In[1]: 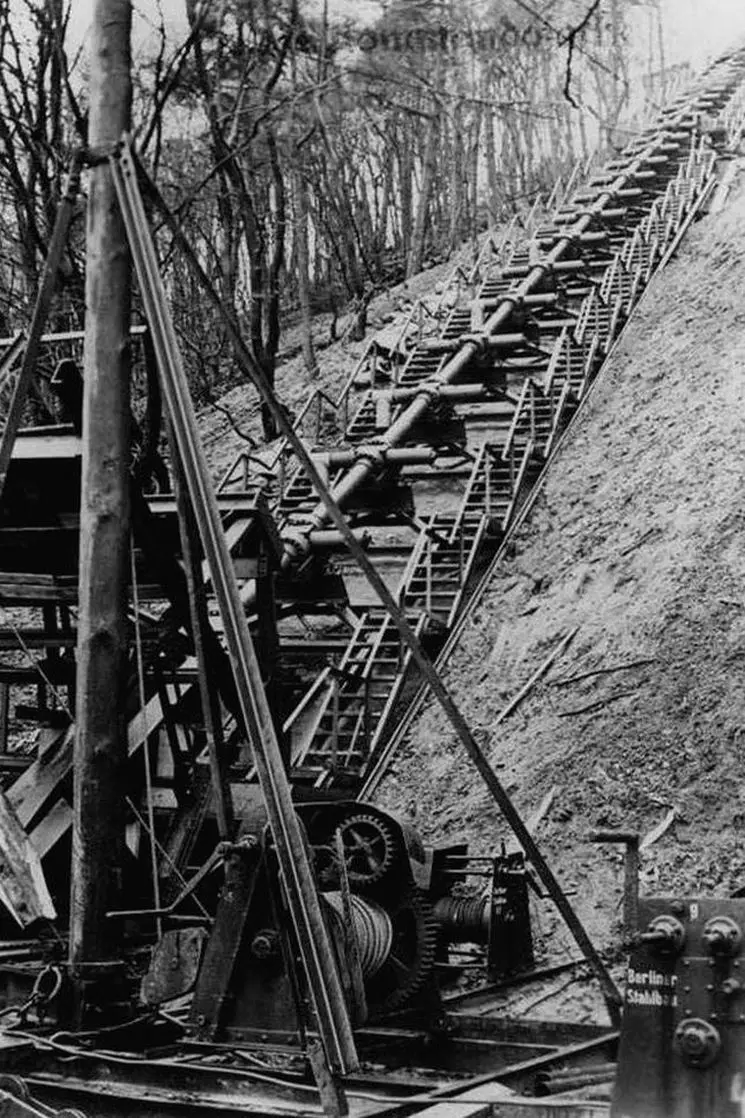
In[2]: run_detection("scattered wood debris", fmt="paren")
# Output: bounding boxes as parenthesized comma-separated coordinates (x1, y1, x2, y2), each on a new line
(557, 687, 643, 718)
(640, 807, 679, 850)
(494, 629, 578, 726)
(552, 659, 657, 688)
(527, 786, 558, 833)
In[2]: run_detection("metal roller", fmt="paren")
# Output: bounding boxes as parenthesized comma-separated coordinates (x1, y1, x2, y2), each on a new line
(434, 895, 491, 945)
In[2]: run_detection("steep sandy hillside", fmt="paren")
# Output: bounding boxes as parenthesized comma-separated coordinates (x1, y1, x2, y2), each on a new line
(374, 171, 745, 1014)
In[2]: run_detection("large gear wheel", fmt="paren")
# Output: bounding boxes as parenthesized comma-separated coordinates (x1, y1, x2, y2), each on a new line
(368, 887, 439, 1017)
(335, 812, 397, 886)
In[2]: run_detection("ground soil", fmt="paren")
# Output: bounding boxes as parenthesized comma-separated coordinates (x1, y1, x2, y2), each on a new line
(370, 168, 745, 1022)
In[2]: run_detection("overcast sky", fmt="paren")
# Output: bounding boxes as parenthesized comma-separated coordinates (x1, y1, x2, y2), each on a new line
(658, 0, 745, 67)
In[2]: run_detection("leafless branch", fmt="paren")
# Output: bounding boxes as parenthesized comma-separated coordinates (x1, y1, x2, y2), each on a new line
(562, 0, 603, 108)
(203, 397, 258, 448)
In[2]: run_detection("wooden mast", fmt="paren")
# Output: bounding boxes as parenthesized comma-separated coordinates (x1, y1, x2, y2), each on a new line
(69, 0, 132, 981)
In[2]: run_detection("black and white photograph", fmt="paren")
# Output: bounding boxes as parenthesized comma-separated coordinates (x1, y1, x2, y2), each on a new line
(0, 1, 741, 1115)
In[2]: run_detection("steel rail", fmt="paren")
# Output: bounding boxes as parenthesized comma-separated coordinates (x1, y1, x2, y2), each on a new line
(110, 140, 358, 1078)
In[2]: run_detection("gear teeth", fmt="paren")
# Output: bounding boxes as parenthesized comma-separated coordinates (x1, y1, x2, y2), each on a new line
(371, 887, 439, 1016)
(335, 811, 397, 886)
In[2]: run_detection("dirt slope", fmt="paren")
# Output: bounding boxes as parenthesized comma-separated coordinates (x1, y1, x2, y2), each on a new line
(374, 170, 745, 1013)
(199, 243, 483, 481)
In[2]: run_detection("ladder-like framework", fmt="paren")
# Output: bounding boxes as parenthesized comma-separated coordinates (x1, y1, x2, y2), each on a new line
(217, 65, 744, 791)
(2, 53, 745, 825)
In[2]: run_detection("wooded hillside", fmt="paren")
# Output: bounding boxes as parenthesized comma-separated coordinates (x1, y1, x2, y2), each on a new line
(0, 0, 679, 437)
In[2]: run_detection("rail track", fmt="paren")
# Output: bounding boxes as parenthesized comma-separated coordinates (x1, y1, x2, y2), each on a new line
(0, 42, 742, 1118)
(212, 46, 745, 797)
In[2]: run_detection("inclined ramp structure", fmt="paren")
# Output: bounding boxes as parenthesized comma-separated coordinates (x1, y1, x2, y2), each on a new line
(0, 40, 742, 1118)
(0, 47, 745, 874)
(215, 48, 745, 793)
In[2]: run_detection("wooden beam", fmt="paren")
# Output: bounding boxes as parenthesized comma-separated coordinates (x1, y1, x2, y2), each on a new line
(0, 791, 56, 927)
(69, 0, 133, 977)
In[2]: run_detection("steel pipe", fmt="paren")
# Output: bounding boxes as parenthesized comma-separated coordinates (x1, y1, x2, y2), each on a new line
(369, 384, 502, 404)
(323, 446, 436, 468)
(295, 63, 745, 542)
(416, 331, 527, 353)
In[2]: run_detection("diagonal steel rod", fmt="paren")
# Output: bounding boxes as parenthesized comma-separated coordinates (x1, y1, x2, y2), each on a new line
(110, 139, 357, 1077)
(165, 417, 234, 839)
(135, 146, 624, 1025)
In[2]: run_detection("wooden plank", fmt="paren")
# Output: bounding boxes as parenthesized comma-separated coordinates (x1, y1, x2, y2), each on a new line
(8, 726, 74, 828)
(8, 690, 178, 833)
(0, 756, 33, 772)
(0, 790, 56, 926)
(0, 324, 146, 349)
(407, 1082, 515, 1118)
(125, 820, 141, 858)
(0, 585, 78, 604)
(10, 433, 81, 459)
(127, 691, 167, 753)
(0, 573, 57, 585)
(29, 798, 72, 858)
(492, 1101, 608, 1117)
(37, 725, 65, 757)
(408, 1083, 609, 1118)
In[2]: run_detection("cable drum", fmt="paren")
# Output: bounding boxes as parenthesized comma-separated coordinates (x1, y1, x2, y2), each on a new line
(325, 892, 393, 978)
(434, 895, 491, 944)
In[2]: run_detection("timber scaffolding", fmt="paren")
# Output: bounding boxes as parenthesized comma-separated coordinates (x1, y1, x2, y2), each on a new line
(0, 41, 741, 1118)
(1, 50, 745, 830)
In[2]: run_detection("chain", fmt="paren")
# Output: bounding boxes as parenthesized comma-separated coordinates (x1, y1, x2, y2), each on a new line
(0, 963, 63, 1024)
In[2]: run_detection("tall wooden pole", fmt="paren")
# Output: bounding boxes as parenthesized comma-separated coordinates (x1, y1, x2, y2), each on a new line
(70, 0, 132, 974)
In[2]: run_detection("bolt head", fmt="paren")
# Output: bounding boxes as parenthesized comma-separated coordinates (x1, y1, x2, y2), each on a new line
(675, 1018, 722, 1069)
(251, 929, 280, 960)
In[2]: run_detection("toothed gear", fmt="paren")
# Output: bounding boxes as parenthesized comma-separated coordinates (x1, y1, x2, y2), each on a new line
(335, 812, 397, 886)
(368, 887, 439, 1017)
